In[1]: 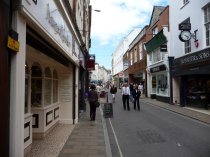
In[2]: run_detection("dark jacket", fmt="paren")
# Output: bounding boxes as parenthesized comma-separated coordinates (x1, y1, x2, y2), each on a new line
(133, 89, 141, 98)
(88, 90, 98, 101)
(110, 87, 117, 94)
(130, 84, 134, 91)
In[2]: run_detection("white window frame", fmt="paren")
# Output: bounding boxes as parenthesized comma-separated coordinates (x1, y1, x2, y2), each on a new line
(130, 52, 133, 65)
(134, 48, 137, 62)
(139, 43, 142, 60)
(204, 5, 210, 47)
(153, 26, 158, 37)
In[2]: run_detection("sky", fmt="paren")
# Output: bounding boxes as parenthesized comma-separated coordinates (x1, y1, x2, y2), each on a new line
(89, 0, 168, 70)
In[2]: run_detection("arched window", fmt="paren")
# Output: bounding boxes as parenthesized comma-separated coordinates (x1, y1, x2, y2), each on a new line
(44, 67, 52, 106)
(25, 62, 29, 113)
(31, 63, 42, 107)
(53, 70, 58, 103)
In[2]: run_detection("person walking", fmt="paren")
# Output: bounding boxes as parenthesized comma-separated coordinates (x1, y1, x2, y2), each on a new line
(138, 83, 144, 99)
(133, 85, 141, 111)
(96, 84, 101, 98)
(121, 83, 130, 110)
(110, 84, 117, 103)
(88, 85, 98, 121)
(129, 83, 134, 102)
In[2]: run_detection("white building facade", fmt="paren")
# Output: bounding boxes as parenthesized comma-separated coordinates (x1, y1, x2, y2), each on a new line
(169, 0, 210, 108)
(7, 0, 91, 156)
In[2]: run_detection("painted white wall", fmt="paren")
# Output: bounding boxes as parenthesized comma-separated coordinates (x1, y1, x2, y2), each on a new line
(113, 28, 141, 76)
(169, 0, 210, 58)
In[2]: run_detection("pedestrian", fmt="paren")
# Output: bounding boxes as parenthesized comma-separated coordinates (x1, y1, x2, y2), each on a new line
(88, 85, 98, 121)
(96, 84, 101, 98)
(110, 84, 117, 103)
(121, 83, 130, 110)
(138, 83, 144, 99)
(129, 83, 134, 102)
(133, 85, 141, 111)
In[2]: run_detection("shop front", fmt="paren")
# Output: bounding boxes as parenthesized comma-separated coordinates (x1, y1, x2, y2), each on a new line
(172, 48, 210, 109)
(148, 65, 170, 103)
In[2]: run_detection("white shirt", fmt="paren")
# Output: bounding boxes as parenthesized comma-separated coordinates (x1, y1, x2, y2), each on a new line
(121, 86, 130, 95)
(138, 85, 143, 90)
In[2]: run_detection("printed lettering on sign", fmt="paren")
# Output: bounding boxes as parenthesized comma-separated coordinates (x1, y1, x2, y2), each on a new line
(181, 51, 210, 65)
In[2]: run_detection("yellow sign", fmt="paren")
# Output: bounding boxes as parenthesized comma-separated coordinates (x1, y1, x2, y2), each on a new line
(7, 36, 19, 52)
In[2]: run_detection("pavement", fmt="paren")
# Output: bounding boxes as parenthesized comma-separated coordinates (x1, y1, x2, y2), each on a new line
(58, 96, 111, 157)
(58, 90, 210, 157)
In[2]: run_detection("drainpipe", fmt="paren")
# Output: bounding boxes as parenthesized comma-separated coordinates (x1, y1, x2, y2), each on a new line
(168, 56, 174, 105)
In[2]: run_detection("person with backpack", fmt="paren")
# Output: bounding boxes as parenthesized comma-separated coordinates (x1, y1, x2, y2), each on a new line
(110, 84, 117, 103)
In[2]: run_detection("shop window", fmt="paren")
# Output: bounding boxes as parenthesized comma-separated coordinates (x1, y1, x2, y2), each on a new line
(53, 70, 58, 103)
(25, 62, 29, 114)
(152, 76, 156, 94)
(156, 73, 168, 96)
(31, 64, 42, 108)
(139, 43, 143, 60)
(204, 5, 210, 46)
(44, 67, 52, 107)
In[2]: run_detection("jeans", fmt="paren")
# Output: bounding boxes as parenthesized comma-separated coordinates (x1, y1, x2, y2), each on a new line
(130, 91, 133, 101)
(89, 101, 96, 120)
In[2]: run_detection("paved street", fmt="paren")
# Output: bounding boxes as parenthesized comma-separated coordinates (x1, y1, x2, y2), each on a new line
(105, 91, 210, 157)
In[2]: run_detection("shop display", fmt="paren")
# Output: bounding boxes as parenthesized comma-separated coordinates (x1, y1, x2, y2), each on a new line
(31, 78, 42, 107)
(44, 79, 51, 106)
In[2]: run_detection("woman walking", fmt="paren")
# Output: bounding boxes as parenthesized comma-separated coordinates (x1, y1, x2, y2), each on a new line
(133, 85, 141, 111)
(110, 84, 117, 103)
(88, 85, 98, 121)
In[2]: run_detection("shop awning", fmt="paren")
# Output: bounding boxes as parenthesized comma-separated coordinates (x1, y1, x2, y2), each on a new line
(145, 30, 167, 53)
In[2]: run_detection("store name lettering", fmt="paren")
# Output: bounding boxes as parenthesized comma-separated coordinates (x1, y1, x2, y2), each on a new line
(46, 3, 71, 47)
(181, 51, 210, 64)
(152, 67, 160, 72)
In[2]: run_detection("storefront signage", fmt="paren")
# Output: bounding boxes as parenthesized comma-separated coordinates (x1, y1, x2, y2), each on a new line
(87, 54, 95, 70)
(7, 36, 19, 52)
(181, 51, 210, 65)
(179, 23, 191, 30)
(119, 73, 123, 77)
(160, 45, 167, 52)
(124, 62, 129, 66)
(150, 65, 166, 73)
(46, 3, 71, 47)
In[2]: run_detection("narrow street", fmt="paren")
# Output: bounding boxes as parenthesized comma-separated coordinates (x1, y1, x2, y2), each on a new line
(105, 91, 210, 157)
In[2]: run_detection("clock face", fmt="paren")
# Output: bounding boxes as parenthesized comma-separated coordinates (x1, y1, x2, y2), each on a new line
(180, 30, 191, 41)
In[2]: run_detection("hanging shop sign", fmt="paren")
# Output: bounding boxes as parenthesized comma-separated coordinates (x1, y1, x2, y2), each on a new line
(124, 62, 129, 66)
(160, 45, 167, 52)
(119, 73, 124, 77)
(7, 36, 19, 52)
(150, 65, 166, 73)
(179, 23, 191, 30)
(87, 54, 95, 70)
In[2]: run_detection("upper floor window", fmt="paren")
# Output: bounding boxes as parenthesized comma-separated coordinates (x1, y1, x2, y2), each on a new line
(153, 26, 158, 37)
(204, 5, 210, 46)
(134, 48, 137, 62)
(130, 52, 133, 66)
(183, 0, 189, 5)
(139, 43, 142, 60)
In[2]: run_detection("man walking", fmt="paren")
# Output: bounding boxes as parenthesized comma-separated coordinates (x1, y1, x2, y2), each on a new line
(110, 84, 117, 103)
(129, 83, 134, 102)
(138, 83, 144, 99)
(121, 83, 130, 110)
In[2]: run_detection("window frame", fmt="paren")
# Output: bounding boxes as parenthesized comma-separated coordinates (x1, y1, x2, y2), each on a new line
(130, 51, 133, 65)
(139, 43, 143, 60)
(134, 48, 137, 63)
(153, 26, 158, 37)
(204, 5, 210, 47)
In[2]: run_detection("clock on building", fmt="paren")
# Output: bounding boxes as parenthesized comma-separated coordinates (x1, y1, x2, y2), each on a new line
(179, 30, 191, 42)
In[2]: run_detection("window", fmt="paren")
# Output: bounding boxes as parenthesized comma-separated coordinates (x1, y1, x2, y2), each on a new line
(182, 18, 191, 53)
(183, 0, 189, 5)
(44, 67, 52, 106)
(151, 76, 156, 94)
(204, 5, 210, 46)
(153, 26, 158, 37)
(130, 52, 133, 65)
(134, 48, 137, 62)
(25, 62, 29, 114)
(156, 73, 168, 96)
(53, 70, 58, 103)
(153, 48, 161, 63)
(31, 64, 42, 108)
(139, 43, 142, 60)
